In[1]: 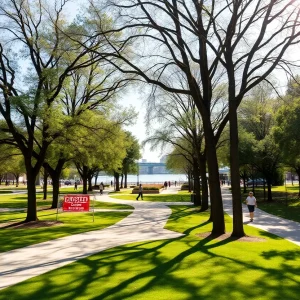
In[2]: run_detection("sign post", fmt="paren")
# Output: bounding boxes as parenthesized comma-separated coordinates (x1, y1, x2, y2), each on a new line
(63, 194, 90, 212)
(56, 194, 94, 222)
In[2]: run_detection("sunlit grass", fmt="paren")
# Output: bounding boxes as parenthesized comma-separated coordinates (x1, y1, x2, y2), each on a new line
(1, 207, 299, 300)
(0, 209, 131, 253)
(241, 185, 300, 222)
(109, 193, 191, 202)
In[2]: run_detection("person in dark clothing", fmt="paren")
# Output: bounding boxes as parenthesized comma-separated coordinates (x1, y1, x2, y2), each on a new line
(136, 184, 143, 200)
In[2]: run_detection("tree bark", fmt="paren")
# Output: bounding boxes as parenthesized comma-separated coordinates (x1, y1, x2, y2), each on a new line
(229, 99, 245, 237)
(43, 168, 48, 200)
(88, 175, 93, 191)
(121, 174, 124, 188)
(124, 172, 128, 188)
(51, 175, 60, 208)
(44, 159, 65, 208)
(82, 166, 88, 194)
(25, 168, 38, 222)
(267, 180, 272, 201)
(202, 115, 225, 234)
(115, 172, 120, 191)
(199, 154, 209, 211)
(193, 158, 201, 206)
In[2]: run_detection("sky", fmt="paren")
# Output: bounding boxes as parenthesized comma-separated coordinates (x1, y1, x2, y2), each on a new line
(65, 0, 162, 163)
(122, 90, 164, 163)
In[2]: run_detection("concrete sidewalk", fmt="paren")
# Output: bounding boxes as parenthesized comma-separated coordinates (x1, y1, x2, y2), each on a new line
(222, 187, 300, 246)
(0, 194, 192, 290)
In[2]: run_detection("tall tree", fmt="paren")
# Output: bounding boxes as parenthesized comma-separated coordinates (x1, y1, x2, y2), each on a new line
(274, 97, 300, 195)
(0, 0, 97, 221)
(122, 132, 141, 188)
(83, 0, 300, 236)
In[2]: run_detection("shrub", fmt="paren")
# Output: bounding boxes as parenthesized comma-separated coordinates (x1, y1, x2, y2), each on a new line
(181, 183, 192, 190)
(132, 184, 163, 191)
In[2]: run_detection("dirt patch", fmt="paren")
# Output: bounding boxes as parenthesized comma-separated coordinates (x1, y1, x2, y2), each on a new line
(196, 232, 266, 242)
(0, 220, 63, 229)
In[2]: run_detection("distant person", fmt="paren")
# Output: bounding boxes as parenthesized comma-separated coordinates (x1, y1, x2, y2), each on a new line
(99, 182, 104, 195)
(245, 191, 257, 222)
(111, 180, 113, 187)
(168, 181, 171, 187)
(164, 181, 168, 189)
(136, 184, 143, 200)
(175, 181, 177, 187)
(74, 182, 77, 190)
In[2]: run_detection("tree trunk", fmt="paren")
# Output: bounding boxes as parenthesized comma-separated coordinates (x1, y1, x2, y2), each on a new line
(51, 175, 60, 208)
(124, 172, 128, 188)
(25, 168, 38, 222)
(44, 159, 65, 208)
(94, 172, 99, 186)
(295, 168, 300, 197)
(121, 174, 124, 188)
(229, 95, 245, 237)
(88, 175, 93, 191)
(267, 180, 272, 201)
(199, 154, 209, 211)
(202, 115, 225, 234)
(115, 172, 120, 191)
(243, 177, 247, 193)
(82, 166, 88, 194)
(188, 172, 192, 193)
(193, 158, 201, 206)
(43, 168, 48, 200)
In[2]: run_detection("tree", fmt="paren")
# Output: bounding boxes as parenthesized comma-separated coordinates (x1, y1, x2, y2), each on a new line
(0, 0, 98, 221)
(121, 132, 141, 188)
(144, 89, 210, 208)
(239, 86, 282, 201)
(274, 98, 300, 195)
(83, 0, 300, 236)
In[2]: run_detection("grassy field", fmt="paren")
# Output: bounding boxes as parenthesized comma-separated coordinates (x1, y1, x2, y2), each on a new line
(109, 193, 191, 202)
(0, 209, 131, 253)
(241, 185, 300, 223)
(0, 206, 298, 300)
(0, 193, 132, 210)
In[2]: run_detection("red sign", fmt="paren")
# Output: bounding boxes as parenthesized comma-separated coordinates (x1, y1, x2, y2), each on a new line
(63, 195, 90, 212)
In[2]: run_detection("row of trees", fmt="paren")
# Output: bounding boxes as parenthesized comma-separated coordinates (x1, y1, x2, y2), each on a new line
(0, 0, 141, 222)
(1, 0, 300, 238)
(79, 0, 300, 237)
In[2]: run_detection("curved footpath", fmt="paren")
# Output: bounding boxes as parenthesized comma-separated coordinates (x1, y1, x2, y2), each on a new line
(0, 190, 192, 290)
(222, 187, 300, 247)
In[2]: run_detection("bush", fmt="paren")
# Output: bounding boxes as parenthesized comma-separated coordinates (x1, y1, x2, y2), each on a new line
(132, 184, 163, 191)
(181, 183, 192, 190)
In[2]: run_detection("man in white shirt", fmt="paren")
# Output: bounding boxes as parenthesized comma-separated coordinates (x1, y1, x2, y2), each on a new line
(245, 191, 257, 222)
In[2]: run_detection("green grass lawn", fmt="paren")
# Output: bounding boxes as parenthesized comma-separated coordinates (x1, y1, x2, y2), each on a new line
(0, 209, 131, 253)
(0, 206, 299, 300)
(258, 200, 300, 223)
(0, 193, 53, 209)
(109, 193, 191, 202)
(241, 185, 300, 222)
(0, 193, 133, 210)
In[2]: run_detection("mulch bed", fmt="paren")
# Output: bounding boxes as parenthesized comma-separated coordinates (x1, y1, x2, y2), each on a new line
(196, 232, 266, 242)
(0, 220, 63, 229)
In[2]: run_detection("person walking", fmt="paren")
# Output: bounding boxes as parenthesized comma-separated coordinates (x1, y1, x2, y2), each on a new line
(164, 181, 168, 189)
(74, 182, 77, 190)
(99, 182, 104, 195)
(136, 184, 143, 200)
(245, 191, 257, 222)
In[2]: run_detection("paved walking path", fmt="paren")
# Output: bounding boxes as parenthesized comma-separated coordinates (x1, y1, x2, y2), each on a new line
(222, 187, 300, 246)
(0, 193, 192, 290)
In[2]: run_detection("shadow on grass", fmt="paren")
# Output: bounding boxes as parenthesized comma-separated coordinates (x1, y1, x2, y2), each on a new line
(2, 233, 299, 300)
